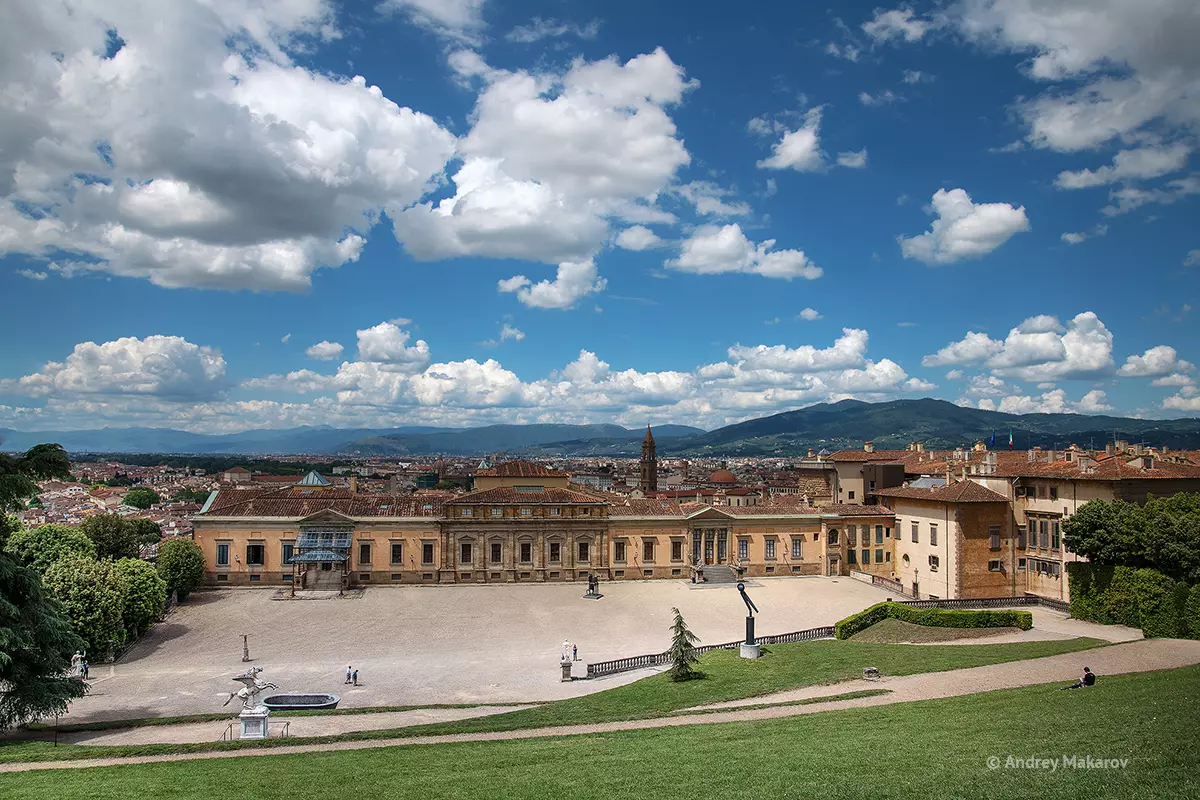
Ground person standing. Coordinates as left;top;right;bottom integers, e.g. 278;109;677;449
82;661;89;680
352;669;359;686
345;666;352;684
572;644;578;662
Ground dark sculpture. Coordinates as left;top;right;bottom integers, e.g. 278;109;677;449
737;581;759;645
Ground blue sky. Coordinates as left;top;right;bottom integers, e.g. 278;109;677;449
1;0;1197;433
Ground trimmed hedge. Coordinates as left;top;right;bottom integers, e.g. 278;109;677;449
1067;562;1197;639
834;602;1033;640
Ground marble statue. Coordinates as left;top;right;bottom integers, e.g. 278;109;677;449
70;650;84;677
223;666;278;711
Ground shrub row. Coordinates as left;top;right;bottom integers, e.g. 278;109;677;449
834;602;1033;640
1067;563;1200;639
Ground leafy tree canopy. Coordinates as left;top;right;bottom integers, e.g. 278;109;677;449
81;514;139;560
42;556;124;658
173;487;212;504
5;524;96;574
128;518;163;547
0;551;87;730
1064;493;1200;584
0;443;71;511
124;488;160;509
157;538;205;601
112;558;167;634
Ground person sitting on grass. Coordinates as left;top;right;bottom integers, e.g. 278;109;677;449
1062;666;1096;690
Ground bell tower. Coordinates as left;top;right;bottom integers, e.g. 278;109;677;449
640;425;658;493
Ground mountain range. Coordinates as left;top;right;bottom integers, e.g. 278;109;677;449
1;399;1198;457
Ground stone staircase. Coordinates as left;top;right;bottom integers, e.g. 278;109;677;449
702;565;738;584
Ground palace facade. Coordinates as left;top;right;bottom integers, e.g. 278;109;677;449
192;460;896;588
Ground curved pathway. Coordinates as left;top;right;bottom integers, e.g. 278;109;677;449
3;638;1197;774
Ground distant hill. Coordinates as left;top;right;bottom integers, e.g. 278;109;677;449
340;424;705;456
662;398;1200;456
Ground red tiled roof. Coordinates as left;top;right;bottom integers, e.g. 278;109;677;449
448;486;603;504
609;498;684;517
198;487;442;518
818;503;896;516
828;450;909;462
991;456;1200;481
475;460;567;478
877;481;1010;503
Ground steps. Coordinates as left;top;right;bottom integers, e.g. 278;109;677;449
702;565;738;584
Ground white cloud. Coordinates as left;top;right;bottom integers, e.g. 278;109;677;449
953;0;1200;152
394;48;695;264
1077;389;1113;413
945;369;965;380
1118;345;1194;377
671;181;752;217
16;269;47;280
899;188;1030;264
727;329;869;372
1100;174;1200;216
506;17;599;43
923;331;1004;367
355;322;431;368
1163;391;1200;412
1151;373;1195;387
667;224;823;281
925;312;1116;381
755;108;826;172
500;323;525;342
3;335;226;399
614;225;664;251
306;341;344;361
837;149;869;168
825;42;861;62
499;259;607;310
1186;250;1200;267
859;90;901;106
281;333;292;344
0;1;457;291
902;70;930;83
798;307;823;321
862;7;935;42
979;388;1111;415
381;0;486;43
1061;224;1107;245
1055;144;1191;189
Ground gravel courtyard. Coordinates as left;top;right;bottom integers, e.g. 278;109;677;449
66;576;899;723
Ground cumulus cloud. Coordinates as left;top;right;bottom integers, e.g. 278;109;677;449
1100;175;1200;216
899;188;1030;264
836;149;869;168
1118;345;1194;377
922;332;1004;367
862;7;936;42
393;48;695;264
355;322;431;368
754;108;827;172
1163;386;1200;411
798;308;823;321
16;269;47;280
306;341;344;361
858;90;901;106
667;224;823;280
1055;144;1191;189
506;17;599;43
1152;373;1195;388
614;225;664;251
381;0;487;43
498;260;607;309
671;181;752;217
0;1;457;291
825;42;861;62
928;312;1116;382
1061;224;1108;245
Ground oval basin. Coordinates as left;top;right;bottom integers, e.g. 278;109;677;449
262;693;340;711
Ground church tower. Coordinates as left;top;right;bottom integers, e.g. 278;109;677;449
640;425;658;493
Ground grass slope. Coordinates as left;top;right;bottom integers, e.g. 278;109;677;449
0;636;1104;764
1;665;1196;799
850;618;1020;643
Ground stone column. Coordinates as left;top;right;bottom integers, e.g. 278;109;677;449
536;530;546;581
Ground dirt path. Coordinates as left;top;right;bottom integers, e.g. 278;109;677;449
3;638;1197;775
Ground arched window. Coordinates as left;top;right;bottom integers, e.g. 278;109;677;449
828;528;840;546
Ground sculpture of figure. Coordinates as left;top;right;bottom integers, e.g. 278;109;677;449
223;666;279;711
70;651;85;678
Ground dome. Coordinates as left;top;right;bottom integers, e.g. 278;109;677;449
710;469;737;484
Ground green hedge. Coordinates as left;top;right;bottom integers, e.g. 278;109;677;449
1067;562;1197;639
834;602;1033;640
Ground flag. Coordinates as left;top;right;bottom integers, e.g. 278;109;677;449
1008;430;1014;450
988;430;996;448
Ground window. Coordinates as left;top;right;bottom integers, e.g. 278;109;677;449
928;555;939;571
390;542;403;565
848;549;857;565
989;526;1001;550
550;542;562;562
848;491;856;500
246;543;264;566
1018;558;1027;570
988;559;1002;572
520;508;532;516
873;526;882;545
848;525;857;546
579;507;590;516
765;539;776;560
216;542;230;566
1040;520;1049;549
642;540;655;562
912;522;919;543
886;528;891;538
422;542;434;564
738;539;749;560
578;541;590;562
614;540;626;562
1017;527;1026;549
930;524;938;546
281;542;294;565
358;542;371;566
520;542;532;563
490;542;502;564
491;507;502;517
461;508;473;517
828;530;839;546
460;542;472;565
1050;487;1058;500
1051;521;1061;550
861;549;870;565
550;508;560;516
671;540;683;561
792;537;803;559
875;548;885;564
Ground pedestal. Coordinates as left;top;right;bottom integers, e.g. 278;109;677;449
239;706;270;740
739;642;762;659
561;661;573;682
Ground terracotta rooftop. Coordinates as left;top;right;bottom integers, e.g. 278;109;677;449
876;481;1010;504
609;498;684;517
448;486;604;504
197;487;443;518
817;503;896;516
475;460;567;478
828;450;909;462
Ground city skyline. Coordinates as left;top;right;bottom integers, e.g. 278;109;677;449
1;0;1197;434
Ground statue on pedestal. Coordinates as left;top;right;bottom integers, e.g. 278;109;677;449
70;651;85;678
223;666;278;711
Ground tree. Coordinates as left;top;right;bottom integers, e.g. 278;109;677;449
128;518;163;547
112;558;167;635
1062;499;1149;567
1143;494;1200;584
173;488;212;504
0;443;71;511
81;514;138;560
157;538;205;601
124;488;160;510
5;524;96;573
667;607;702;682
0;513;19;549
42;556;124;657
0;551;87;730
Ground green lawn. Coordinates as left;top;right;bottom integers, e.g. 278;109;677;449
0;636;1104;765
2;665;1196;800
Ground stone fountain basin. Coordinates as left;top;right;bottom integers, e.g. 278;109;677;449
262;693;340;711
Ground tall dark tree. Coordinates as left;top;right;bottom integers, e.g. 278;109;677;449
81;514;138;560
1062;499;1149;566
156;538;206;601
0;443;71;511
128;518;164;547
5;524;96;573
0;551;88;729
667;607;702;682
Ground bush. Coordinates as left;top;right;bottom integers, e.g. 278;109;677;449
1184;585;1200;640
82;514;138;560
157;538;205;601
112;558;168;634
42;556;124;656
5;523;95;573
1068;562;1194;639
835;603;1032;640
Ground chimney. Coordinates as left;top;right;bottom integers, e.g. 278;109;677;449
945;466;952;486
349;474;359;494
807;448;815;458
1105;442;1115;456
916;441;924;452
864;441;874;453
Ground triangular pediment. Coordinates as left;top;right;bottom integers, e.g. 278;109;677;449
298;508;356;525
685;506;736;521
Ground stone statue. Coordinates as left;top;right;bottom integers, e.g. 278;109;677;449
70;650;85;678
223;666;279;711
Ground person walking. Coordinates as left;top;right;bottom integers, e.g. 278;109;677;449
82;661;89;680
352;669;359;686
345;666;352;684
572;644;578;662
